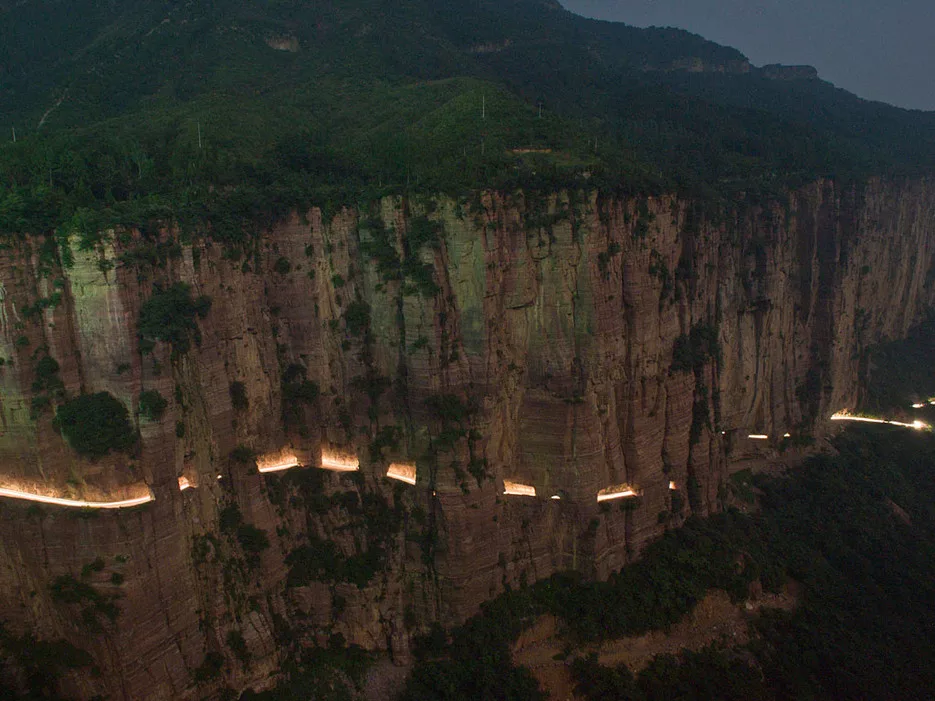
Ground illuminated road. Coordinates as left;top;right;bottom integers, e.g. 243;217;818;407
0;487;154;509
830;412;929;430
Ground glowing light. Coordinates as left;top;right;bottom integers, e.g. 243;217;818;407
178;476;193;491
597;484;639;502
912;403;925;409
321;451;360;472
258;460;300;474
257;452;300;474
830;411;930;431
748;434;769;440
669;481;677;490
0;486;154;509
386;462;417;485
217;475;223;480
503;480;536;497
783;432;791;438
550;495;562;500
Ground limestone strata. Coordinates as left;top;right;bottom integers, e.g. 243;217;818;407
0;179;934;699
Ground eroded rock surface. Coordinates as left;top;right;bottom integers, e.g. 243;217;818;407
1;180;934;698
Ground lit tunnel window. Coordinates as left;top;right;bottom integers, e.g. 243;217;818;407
321;451;360;472
596;484;639;502
257;452;301;474
386;462;417;485
503;481;536;497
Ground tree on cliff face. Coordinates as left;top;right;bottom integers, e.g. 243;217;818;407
54;392;136;459
137;282;212;354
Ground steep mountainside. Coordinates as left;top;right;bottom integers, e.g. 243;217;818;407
3;0;935;193
1;179;935;699
3;0;935;698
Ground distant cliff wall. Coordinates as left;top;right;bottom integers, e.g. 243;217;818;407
1;178;934;699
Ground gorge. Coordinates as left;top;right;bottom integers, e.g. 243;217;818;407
3;0;935;697
2;177;935;699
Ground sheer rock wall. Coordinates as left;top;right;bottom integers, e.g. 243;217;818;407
1;179;933;699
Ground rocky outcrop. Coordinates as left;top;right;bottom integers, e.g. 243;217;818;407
652;56;752;74
760;63;819;81
1;178;934;699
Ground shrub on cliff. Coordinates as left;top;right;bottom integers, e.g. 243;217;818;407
138;283;211;354
671;322;721;374
281;363;319;432
229;381;249;411
138;389;168;421
55;392;136;458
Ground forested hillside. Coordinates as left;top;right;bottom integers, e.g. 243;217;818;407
3;0;935;250
2;3;935;700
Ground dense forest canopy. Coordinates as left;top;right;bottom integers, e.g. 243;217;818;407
2;0;935;242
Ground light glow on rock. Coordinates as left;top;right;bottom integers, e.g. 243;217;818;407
0;486;154;509
178;476;193;491
669;481;677;490
386;462;417;485
321;451;360;472
503;480;536;497
748;434;769;440
597;484;639;502
831;411;930;430
550;495;562;500
257;452;301;474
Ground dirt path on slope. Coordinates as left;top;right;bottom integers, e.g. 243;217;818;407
513;583;799;701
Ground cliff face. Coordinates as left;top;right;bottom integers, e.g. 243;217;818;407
1;178;934;699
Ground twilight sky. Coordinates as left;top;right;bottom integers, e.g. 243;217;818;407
559;0;935;111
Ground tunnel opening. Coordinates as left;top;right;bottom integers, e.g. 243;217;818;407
257;450;301;474
503;481;536;497
386;462;417;485
596;484;639;502
321;450;360;472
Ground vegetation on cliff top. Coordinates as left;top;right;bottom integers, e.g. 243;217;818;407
402;426;935;700
1;0;935;247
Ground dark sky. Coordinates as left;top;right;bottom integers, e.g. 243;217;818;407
560;0;935;111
